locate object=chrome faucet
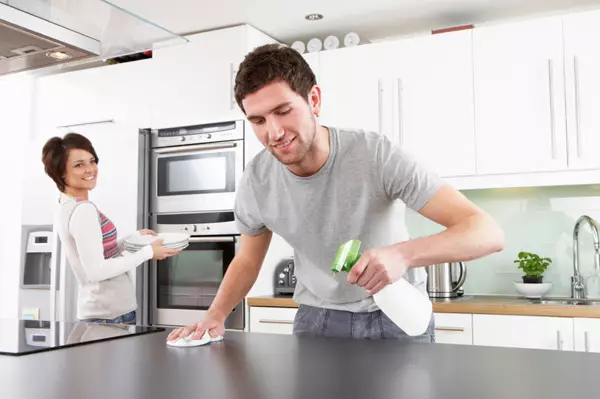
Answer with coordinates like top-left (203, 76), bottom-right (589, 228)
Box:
top-left (572, 215), bottom-right (600, 299)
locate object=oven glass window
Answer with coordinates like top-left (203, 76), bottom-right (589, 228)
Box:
top-left (157, 152), bottom-right (235, 196)
top-left (157, 242), bottom-right (234, 311)
top-left (168, 157), bottom-right (227, 192)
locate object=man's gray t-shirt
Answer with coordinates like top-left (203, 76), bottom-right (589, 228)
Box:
top-left (234, 127), bottom-right (444, 312)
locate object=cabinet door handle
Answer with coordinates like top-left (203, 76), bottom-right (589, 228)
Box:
top-left (57, 119), bottom-right (114, 129)
top-left (584, 331), bottom-right (590, 352)
top-left (396, 77), bottom-right (404, 147)
top-left (556, 330), bottom-right (563, 350)
top-left (434, 326), bottom-right (465, 332)
top-left (230, 63), bottom-right (238, 110)
top-left (259, 319), bottom-right (294, 325)
top-left (378, 78), bottom-right (384, 136)
top-left (573, 56), bottom-right (582, 159)
top-left (547, 59), bottom-right (557, 159)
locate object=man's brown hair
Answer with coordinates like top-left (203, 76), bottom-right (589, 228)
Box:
top-left (234, 44), bottom-right (317, 113)
top-left (41, 132), bottom-right (99, 192)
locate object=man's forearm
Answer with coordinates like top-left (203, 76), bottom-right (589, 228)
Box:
top-left (207, 257), bottom-right (261, 321)
top-left (395, 212), bottom-right (505, 268)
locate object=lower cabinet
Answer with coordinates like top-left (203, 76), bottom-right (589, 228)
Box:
top-left (574, 317), bottom-right (600, 353)
top-left (472, 314), bottom-right (574, 351)
top-left (249, 307), bottom-right (297, 335)
top-left (433, 313), bottom-right (473, 345)
top-left (248, 306), bottom-right (600, 352)
top-left (248, 307), bottom-right (473, 344)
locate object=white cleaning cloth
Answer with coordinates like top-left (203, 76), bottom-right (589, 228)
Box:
top-left (167, 330), bottom-right (224, 347)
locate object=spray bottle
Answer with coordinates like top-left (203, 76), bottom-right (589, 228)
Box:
top-left (332, 239), bottom-right (432, 336)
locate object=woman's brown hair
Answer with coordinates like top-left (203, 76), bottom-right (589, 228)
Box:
top-left (41, 132), bottom-right (99, 192)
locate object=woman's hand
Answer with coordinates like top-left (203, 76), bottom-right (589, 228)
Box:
top-left (139, 229), bottom-right (157, 236)
top-left (151, 239), bottom-right (180, 260)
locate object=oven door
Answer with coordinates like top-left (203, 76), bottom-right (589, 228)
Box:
top-left (151, 236), bottom-right (243, 329)
top-left (151, 140), bottom-right (244, 214)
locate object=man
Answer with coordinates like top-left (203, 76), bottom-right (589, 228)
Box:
top-left (168, 43), bottom-right (504, 342)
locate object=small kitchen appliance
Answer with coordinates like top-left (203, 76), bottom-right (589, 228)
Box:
top-left (273, 258), bottom-right (296, 296)
top-left (425, 262), bottom-right (467, 298)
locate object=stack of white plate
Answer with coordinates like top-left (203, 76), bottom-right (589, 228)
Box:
top-left (124, 232), bottom-right (189, 253)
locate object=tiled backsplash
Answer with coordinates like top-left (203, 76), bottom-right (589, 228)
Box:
top-left (406, 185), bottom-right (600, 297)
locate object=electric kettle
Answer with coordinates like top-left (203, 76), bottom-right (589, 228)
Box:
top-left (425, 262), bottom-right (467, 298)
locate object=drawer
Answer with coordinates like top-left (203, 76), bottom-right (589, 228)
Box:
top-left (433, 313), bottom-right (473, 345)
top-left (249, 307), bottom-right (298, 335)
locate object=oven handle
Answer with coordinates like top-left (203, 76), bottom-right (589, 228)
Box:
top-left (153, 142), bottom-right (237, 155)
top-left (188, 236), bottom-right (235, 243)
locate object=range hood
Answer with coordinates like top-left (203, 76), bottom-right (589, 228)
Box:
top-left (0, 0), bottom-right (187, 76)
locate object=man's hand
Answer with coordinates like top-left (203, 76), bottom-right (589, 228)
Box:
top-left (346, 245), bottom-right (409, 295)
top-left (167, 312), bottom-right (225, 341)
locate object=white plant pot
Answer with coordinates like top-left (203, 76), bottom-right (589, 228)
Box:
top-left (514, 282), bottom-right (552, 298)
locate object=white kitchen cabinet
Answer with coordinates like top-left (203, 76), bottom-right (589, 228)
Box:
top-left (150, 25), bottom-right (276, 129)
top-left (249, 308), bottom-right (475, 343)
top-left (473, 314), bottom-right (574, 351)
top-left (319, 29), bottom-right (476, 178)
top-left (473, 16), bottom-right (568, 174)
top-left (574, 318), bottom-right (600, 353)
top-left (563, 10), bottom-right (600, 170)
top-left (249, 307), bottom-right (297, 335)
top-left (382, 30), bottom-right (476, 177)
top-left (318, 43), bottom-right (387, 136)
top-left (303, 53), bottom-right (320, 83)
top-left (33, 59), bottom-right (153, 133)
top-left (433, 313), bottom-right (473, 345)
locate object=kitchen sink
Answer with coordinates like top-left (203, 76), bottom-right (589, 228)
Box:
top-left (528, 299), bottom-right (600, 306)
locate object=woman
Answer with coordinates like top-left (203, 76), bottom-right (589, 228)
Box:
top-left (42, 132), bottom-right (179, 324)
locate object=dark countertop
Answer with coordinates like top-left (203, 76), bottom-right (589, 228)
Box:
top-left (0, 319), bottom-right (164, 356)
top-left (1, 329), bottom-right (599, 399)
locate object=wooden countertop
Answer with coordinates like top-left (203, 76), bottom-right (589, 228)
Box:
top-left (246, 295), bottom-right (600, 318)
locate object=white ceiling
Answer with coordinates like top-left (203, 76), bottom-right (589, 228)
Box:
top-left (113, 0), bottom-right (600, 44)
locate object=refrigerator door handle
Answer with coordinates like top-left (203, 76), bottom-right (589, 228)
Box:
top-left (49, 230), bottom-right (60, 322)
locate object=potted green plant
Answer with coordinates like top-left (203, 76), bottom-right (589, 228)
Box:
top-left (514, 251), bottom-right (552, 283)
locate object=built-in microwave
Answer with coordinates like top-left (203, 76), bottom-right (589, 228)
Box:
top-left (150, 120), bottom-right (245, 214)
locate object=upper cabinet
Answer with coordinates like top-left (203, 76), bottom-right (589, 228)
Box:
top-left (563, 10), bottom-right (600, 170)
top-left (150, 25), bottom-right (277, 129)
top-left (303, 53), bottom-right (320, 83)
top-left (33, 59), bottom-right (153, 133)
top-left (318, 43), bottom-right (386, 135)
top-left (317, 30), bottom-right (476, 178)
top-left (382, 29), bottom-right (476, 177)
top-left (473, 17), bottom-right (567, 175)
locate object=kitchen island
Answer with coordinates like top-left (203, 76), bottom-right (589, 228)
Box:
top-left (0, 329), bottom-right (598, 399)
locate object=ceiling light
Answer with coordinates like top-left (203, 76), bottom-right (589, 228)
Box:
top-left (305, 13), bottom-right (323, 21)
top-left (46, 51), bottom-right (72, 60)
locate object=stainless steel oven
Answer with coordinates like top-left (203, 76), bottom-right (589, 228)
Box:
top-left (150, 120), bottom-right (245, 214)
top-left (149, 211), bottom-right (244, 329)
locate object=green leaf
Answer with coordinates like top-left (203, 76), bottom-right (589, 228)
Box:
top-left (514, 251), bottom-right (551, 277)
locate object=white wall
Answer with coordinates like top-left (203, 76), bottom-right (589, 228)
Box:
top-left (0, 75), bottom-right (35, 319)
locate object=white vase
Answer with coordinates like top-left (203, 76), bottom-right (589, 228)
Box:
top-left (513, 282), bottom-right (552, 298)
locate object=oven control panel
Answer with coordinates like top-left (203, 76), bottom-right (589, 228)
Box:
top-left (152, 120), bottom-right (244, 148)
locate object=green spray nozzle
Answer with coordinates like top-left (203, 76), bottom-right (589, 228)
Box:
top-left (331, 239), bottom-right (361, 273)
